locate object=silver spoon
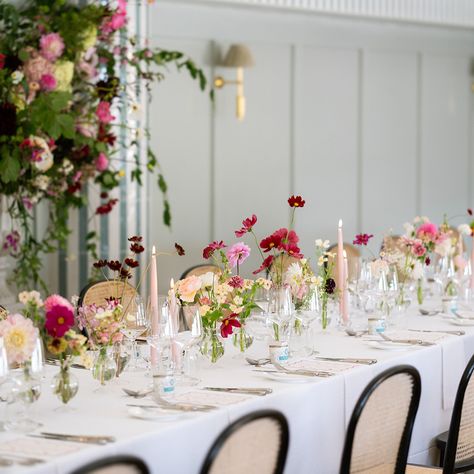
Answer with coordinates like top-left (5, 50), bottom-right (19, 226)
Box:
top-left (419, 308), bottom-right (441, 316)
top-left (122, 388), bottom-right (152, 398)
top-left (245, 357), bottom-right (271, 367)
top-left (345, 328), bottom-right (367, 337)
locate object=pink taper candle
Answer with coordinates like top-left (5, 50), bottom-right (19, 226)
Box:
top-left (150, 245), bottom-right (159, 366)
top-left (337, 219), bottom-right (347, 320)
top-left (342, 250), bottom-right (349, 323)
top-left (470, 236), bottom-right (474, 290)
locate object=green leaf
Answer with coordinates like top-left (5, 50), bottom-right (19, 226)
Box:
top-left (163, 200), bottom-right (171, 227)
top-left (0, 150), bottom-right (20, 183)
top-left (57, 114), bottom-right (75, 138)
top-left (50, 92), bottom-right (71, 111)
top-left (158, 173), bottom-right (167, 193)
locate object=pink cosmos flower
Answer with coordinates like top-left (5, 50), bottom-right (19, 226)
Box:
top-left (44, 294), bottom-right (74, 313)
top-left (40, 73), bottom-right (57, 91)
top-left (235, 214), bottom-right (257, 238)
top-left (40, 33), bottom-right (65, 61)
top-left (95, 152), bottom-right (109, 171)
top-left (353, 233), bottom-right (374, 246)
top-left (416, 222), bottom-right (438, 240)
top-left (226, 242), bottom-right (251, 268)
top-left (96, 101), bottom-right (115, 124)
top-left (253, 255), bottom-right (274, 275)
top-left (45, 303), bottom-right (75, 337)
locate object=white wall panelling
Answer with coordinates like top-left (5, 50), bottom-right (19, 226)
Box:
top-left (143, 2), bottom-right (474, 286)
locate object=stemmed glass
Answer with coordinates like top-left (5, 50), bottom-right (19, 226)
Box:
top-left (291, 290), bottom-right (320, 356)
top-left (175, 307), bottom-right (203, 386)
top-left (246, 287), bottom-right (273, 342)
top-left (121, 294), bottom-right (150, 370)
top-left (267, 286), bottom-right (294, 343)
top-left (5, 335), bottom-right (44, 432)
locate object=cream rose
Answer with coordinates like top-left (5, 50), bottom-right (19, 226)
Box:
top-left (177, 275), bottom-right (202, 303)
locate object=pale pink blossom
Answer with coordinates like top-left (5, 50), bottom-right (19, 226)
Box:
top-left (44, 294), bottom-right (73, 313)
top-left (40, 33), bottom-right (65, 61)
top-left (412, 241), bottom-right (426, 257)
top-left (416, 222), bottom-right (438, 240)
top-left (226, 242), bottom-right (251, 268)
top-left (96, 101), bottom-right (115, 124)
top-left (24, 53), bottom-right (52, 83)
top-left (95, 152), bottom-right (109, 171)
top-left (177, 275), bottom-right (202, 303)
top-left (40, 73), bottom-right (57, 91)
top-left (0, 314), bottom-right (38, 364)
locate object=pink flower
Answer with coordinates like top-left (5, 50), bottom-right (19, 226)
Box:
top-left (40, 33), bottom-right (65, 61)
top-left (228, 276), bottom-right (244, 289)
top-left (40, 73), bottom-right (57, 91)
top-left (95, 152), bottom-right (109, 171)
top-left (203, 240), bottom-right (226, 259)
top-left (235, 214), bottom-right (257, 238)
top-left (3, 231), bottom-right (20, 252)
top-left (226, 242), bottom-right (251, 268)
top-left (412, 241), bottom-right (426, 257)
top-left (353, 233), bottom-right (374, 246)
top-left (176, 275), bottom-right (202, 303)
top-left (220, 313), bottom-right (241, 338)
top-left (253, 255), bottom-right (274, 275)
top-left (76, 122), bottom-right (97, 138)
top-left (24, 53), bottom-right (52, 83)
top-left (44, 294), bottom-right (74, 313)
top-left (45, 303), bottom-right (74, 337)
top-left (416, 222), bottom-right (438, 240)
top-left (0, 314), bottom-right (38, 364)
top-left (0, 53), bottom-right (5, 70)
top-left (96, 101), bottom-right (115, 124)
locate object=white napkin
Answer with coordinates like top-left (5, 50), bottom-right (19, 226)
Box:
top-left (174, 390), bottom-right (251, 407)
top-left (0, 437), bottom-right (85, 460)
top-left (386, 329), bottom-right (449, 344)
top-left (287, 359), bottom-right (360, 374)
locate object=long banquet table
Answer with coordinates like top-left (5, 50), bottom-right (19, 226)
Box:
top-left (2, 310), bottom-right (474, 474)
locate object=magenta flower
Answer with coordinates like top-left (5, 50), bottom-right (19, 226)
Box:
top-left (416, 222), bottom-right (438, 240)
top-left (412, 241), bottom-right (426, 257)
top-left (228, 276), bottom-right (244, 289)
top-left (353, 233), bottom-right (374, 246)
top-left (40, 33), bottom-right (65, 61)
top-left (235, 214), bottom-right (257, 237)
top-left (203, 241), bottom-right (226, 259)
top-left (45, 303), bottom-right (75, 337)
top-left (2, 231), bottom-right (20, 252)
top-left (96, 101), bottom-right (115, 124)
top-left (40, 73), bottom-right (57, 91)
top-left (220, 313), bottom-right (241, 338)
top-left (95, 152), bottom-right (109, 171)
top-left (44, 294), bottom-right (74, 313)
top-left (226, 242), bottom-right (251, 268)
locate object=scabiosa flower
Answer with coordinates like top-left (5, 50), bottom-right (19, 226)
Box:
top-left (96, 101), bottom-right (115, 123)
top-left (226, 242), bottom-right (251, 268)
top-left (220, 313), bottom-right (241, 338)
top-left (203, 241), bottom-right (226, 259)
top-left (235, 214), bottom-right (257, 238)
top-left (45, 303), bottom-right (75, 337)
top-left (175, 243), bottom-right (185, 256)
top-left (288, 195), bottom-right (305, 208)
top-left (353, 233), bottom-right (374, 246)
top-left (468, 209), bottom-right (473, 216)
top-left (40, 33), bottom-right (65, 61)
top-left (253, 255), bottom-right (274, 275)
top-left (228, 275), bottom-right (244, 289)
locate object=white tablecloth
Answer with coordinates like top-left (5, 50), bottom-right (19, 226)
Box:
top-left (1, 311), bottom-right (474, 474)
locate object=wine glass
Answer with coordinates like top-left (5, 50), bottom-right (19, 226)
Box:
top-left (268, 286), bottom-right (294, 343)
top-left (291, 290), bottom-right (320, 357)
top-left (121, 294), bottom-right (150, 370)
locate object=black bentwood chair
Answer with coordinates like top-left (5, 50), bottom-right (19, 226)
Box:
top-left (407, 354), bottom-right (474, 473)
top-left (70, 455), bottom-right (150, 474)
top-left (199, 409), bottom-right (289, 474)
top-left (340, 365), bottom-right (421, 474)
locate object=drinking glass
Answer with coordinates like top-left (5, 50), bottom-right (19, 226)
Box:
top-left (291, 290), bottom-right (320, 357)
top-left (267, 286), bottom-right (293, 343)
top-left (121, 294), bottom-right (150, 370)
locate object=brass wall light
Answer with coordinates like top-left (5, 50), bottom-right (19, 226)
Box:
top-left (214, 44), bottom-right (254, 121)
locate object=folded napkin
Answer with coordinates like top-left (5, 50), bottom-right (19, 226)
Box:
top-left (0, 437), bottom-right (85, 460)
top-left (174, 390), bottom-right (251, 407)
top-left (385, 329), bottom-right (449, 344)
top-left (287, 359), bottom-right (360, 374)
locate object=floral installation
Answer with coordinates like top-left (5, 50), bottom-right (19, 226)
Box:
top-left (314, 239), bottom-right (336, 329)
top-left (174, 243), bottom-right (271, 362)
top-left (0, 0), bottom-right (208, 290)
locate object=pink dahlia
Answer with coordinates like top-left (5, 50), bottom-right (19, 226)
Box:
top-left (44, 294), bottom-right (73, 313)
top-left (226, 242), bottom-right (251, 268)
top-left (40, 33), bottom-right (65, 62)
top-left (416, 222), bottom-right (438, 240)
top-left (96, 101), bottom-right (115, 124)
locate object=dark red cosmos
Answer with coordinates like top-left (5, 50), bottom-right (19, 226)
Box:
top-left (130, 243), bottom-right (145, 254)
top-left (260, 228), bottom-right (287, 252)
top-left (235, 214), bottom-right (257, 238)
top-left (468, 209), bottom-right (473, 216)
top-left (174, 243), bottom-right (185, 256)
top-left (124, 258), bottom-right (139, 268)
top-left (282, 242), bottom-right (303, 259)
top-left (67, 182), bottom-right (82, 194)
top-left (203, 241), bottom-right (226, 259)
top-left (353, 234), bottom-right (374, 246)
top-left (100, 191), bottom-right (109, 199)
top-left (96, 198), bottom-right (118, 215)
top-left (107, 260), bottom-right (121, 271)
top-left (220, 313), bottom-right (241, 338)
top-left (253, 255), bottom-right (274, 275)
top-left (288, 195), bottom-right (305, 208)
top-left (120, 268), bottom-right (131, 279)
top-left (93, 259), bottom-right (108, 269)
top-left (425, 257), bottom-right (431, 266)
top-left (128, 236), bottom-right (143, 243)
top-left (228, 276), bottom-right (244, 289)
top-left (0, 54), bottom-right (5, 70)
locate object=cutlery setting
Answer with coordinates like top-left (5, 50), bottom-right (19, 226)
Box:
top-left (28, 432), bottom-right (115, 445)
top-left (313, 356), bottom-right (377, 365)
top-left (379, 333), bottom-right (435, 346)
top-left (202, 387), bottom-right (272, 396)
top-left (127, 401), bottom-right (215, 412)
top-left (407, 328), bottom-right (465, 336)
top-left (0, 454), bottom-right (44, 466)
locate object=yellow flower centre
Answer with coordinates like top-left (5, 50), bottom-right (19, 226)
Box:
top-left (225, 320), bottom-right (229, 326)
top-left (269, 243), bottom-right (274, 248)
top-left (7, 329), bottom-right (25, 349)
top-left (294, 203), bottom-right (299, 206)
top-left (57, 317), bottom-right (65, 325)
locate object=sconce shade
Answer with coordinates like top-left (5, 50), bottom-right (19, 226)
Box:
top-left (223, 44), bottom-right (255, 68)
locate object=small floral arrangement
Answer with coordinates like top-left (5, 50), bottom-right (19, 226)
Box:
top-left (284, 259), bottom-right (319, 310)
top-left (174, 243), bottom-right (271, 362)
top-left (0, 312), bottom-right (38, 365)
top-left (314, 239), bottom-right (336, 329)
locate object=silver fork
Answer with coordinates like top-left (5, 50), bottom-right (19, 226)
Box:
top-left (270, 359), bottom-right (334, 377)
top-left (408, 329), bottom-right (465, 336)
top-left (379, 333), bottom-right (434, 346)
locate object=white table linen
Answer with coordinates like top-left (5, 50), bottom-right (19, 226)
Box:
top-left (1, 311), bottom-right (474, 474)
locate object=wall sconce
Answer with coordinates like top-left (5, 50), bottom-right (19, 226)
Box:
top-left (214, 44), bottom-right (254, 121)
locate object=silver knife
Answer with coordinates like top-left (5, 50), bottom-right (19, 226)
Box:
top-left (408, 329), bottom-right (465, 336)
top-left (127, 403), bottom-right (215, 412)
top-left (253, 368), bottom-right (333, 377)
top-left (202, 387), bottom-right (272, 396)
top-left (28, 434), bottom-right (113, 445)
top-left (313, 356), bottom-right (377, 365)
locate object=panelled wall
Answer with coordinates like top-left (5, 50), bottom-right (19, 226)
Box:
top-left (145, 0), bottom-right (474, 287)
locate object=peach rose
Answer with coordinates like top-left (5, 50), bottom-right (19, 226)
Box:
top-left (177, 275), bottom-right (202, 303)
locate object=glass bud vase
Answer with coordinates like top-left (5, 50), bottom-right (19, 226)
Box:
top-left (233, 322), bottom-right (253, 353)
top-left (200, 326), bottom-right (224, 363)
top-left (268, 285), bottom-right (293, 342)
top-left (92, 346), bottom-right (116, 386)
top-left (52, 357), bottom-right (78, 406)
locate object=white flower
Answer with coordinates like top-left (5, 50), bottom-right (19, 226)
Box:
top-left (403, 222), bottom-right (414, 235)
top-left (256, 278), bottom-right (272, 290)
top-left (199, 272), bottom-right (217, 288)
top-left (229, 304), bottom-right (243, 314)
top-left (18, 290), bottom-right (43, 307)
top-left (435, 239), bottom-right (454, 257)
top-left (285, 262), bottom-right (303, 285)
top-left (315, 239), bottom-right (330, 249)
top-left (458, 224), bottom-right (472, 236)
top-left (317, 255), bottom-right (327, 267)
top-left (11, 71), bottom-right (24, 84)
top-left (233, 296), bottom-right (243, 306)
top-left (413, 216), bottom-right (421, 224)
top-left (369, 258), bottom-right (389, 278)
top-left (33, 175), bottom-right (50, 191)
top-left (198, 305), bottom-right (210, 316)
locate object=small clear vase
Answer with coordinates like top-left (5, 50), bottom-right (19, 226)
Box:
top-left (233, 322), bottom-right (254, 353)
top-left (268, 285), bottom-right (293, 342)
top-left (417, 278), bottom-right (424, 305)
top-left (92, 346), bottom-right (116, 388)
top-left (51, 357), bottom-right (79, 408)
top-left (200, 326), bottom-right (224, 363)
